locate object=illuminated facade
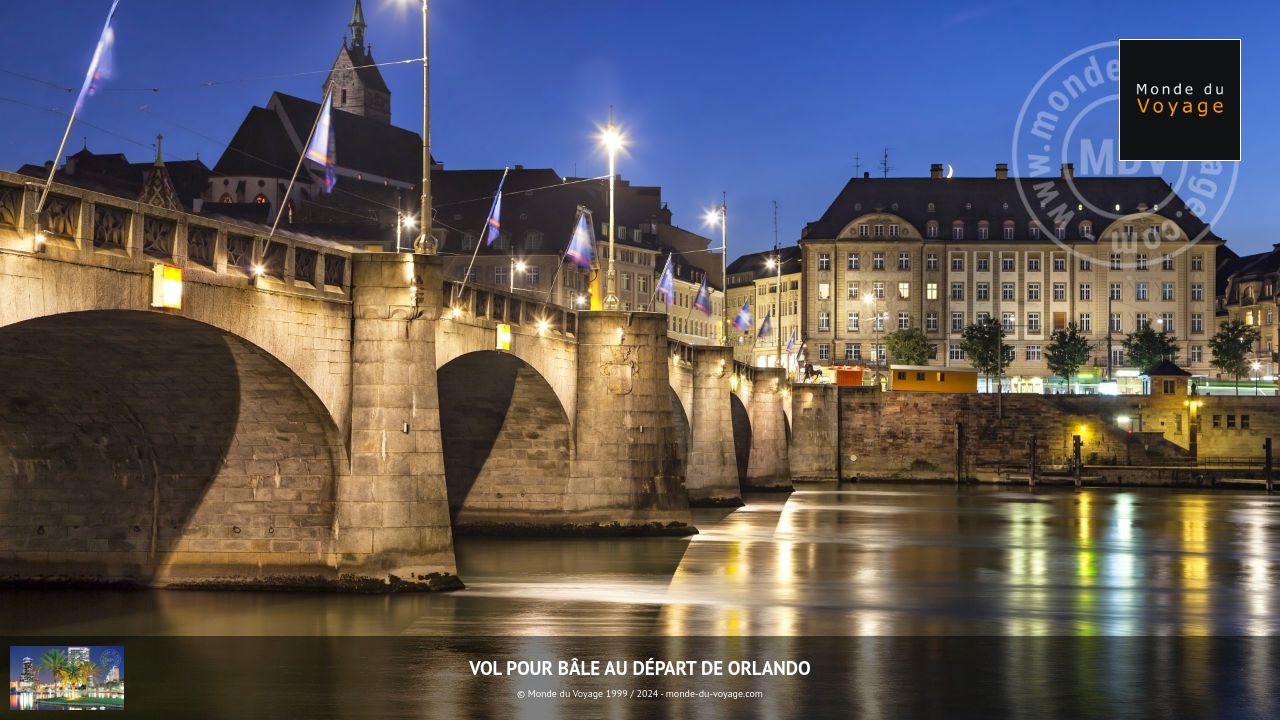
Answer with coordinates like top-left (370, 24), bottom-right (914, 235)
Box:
top-left (798, 163), bottom-right (1224, 391)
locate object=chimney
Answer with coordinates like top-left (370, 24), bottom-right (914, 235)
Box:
top-left (1061, 162), bottom-right (1074, 179)
top-left (930, 163), bottom-right (944, 179)
top-left (863, 171), bottom-right (870, 179)
top-left (995, 163), bottom-right (1008, 180)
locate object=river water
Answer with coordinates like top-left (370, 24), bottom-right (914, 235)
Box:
top-left (4, 484), bottom-right (1280, 718)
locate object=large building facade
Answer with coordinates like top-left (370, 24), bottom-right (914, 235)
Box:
top-left (798, 163), bottom-right (1224, 390)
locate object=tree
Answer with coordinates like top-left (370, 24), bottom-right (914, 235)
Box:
top-left (1122, 324), bottom-right (1179, 373)
top-left (960, 318), bottom-right (1012, 383)
top-left (1045, 322), bottom-right (1093, 392)
top-left (37, 649), bottom-right (69, 690)
top-left (884, 327), bottom-right (931, 366)
top-left (1209, 318), bottom-right (1261, 395)
top-left (72, 660), bottom-right (101, 691)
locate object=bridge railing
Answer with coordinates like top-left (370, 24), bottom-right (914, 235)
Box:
top-left (443, 279), bottom-right (577, 336)
top-left (0, 171), bottom-right (354, 300)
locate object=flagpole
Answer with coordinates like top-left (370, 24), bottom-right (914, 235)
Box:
top-left (269, 87), bottom-right (333, 240)
top-left (456, 167), bottom-right (508, 305)
top-left (36, 0), bottom-right (120, 219)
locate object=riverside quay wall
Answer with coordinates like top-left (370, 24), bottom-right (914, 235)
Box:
top-left (790, 386), bottom-right (1279, 482)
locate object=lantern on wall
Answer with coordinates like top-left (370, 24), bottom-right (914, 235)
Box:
top-left (151, 264), bottom-right (183, 309)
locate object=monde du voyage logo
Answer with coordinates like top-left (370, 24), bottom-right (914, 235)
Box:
top-left (1120, 39), bottom-right (1241, 162)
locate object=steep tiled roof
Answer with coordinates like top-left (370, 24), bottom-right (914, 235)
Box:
top-left (16, 147), bottom-right (210, 211)
top-left (212, 93), bottom-right (420, 183)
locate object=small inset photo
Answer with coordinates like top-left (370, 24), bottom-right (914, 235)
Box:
top-left (9, 646), bottom-right (124, 712)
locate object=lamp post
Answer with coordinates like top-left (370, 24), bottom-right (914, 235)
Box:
top-left (599, 112), bottom-right (625, 311)
top-left (418, 0), bottom-right (432, 252)
top-left (511, 259), bottom-right (525, 293)
top-left (863, 292), bottom-right (883, 386)
top-left (766, 256), bottom-right (783, 371)
top-left (705, 200), bottom-right (728, 344)
top-left (397, 212), bottom-right (417, 252)
top-left (1253, 360), bottom-right (1262, 396)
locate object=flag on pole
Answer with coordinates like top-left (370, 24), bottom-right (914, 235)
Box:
top-left (304, 93), bottom-right (336, 193)
top-left (483, 174), bottom-right (506, 245)
top-left (656, 256), bottom-right (674, 306)
top-left (566, 210), bottom-right (595, 269)
top-left (786, 329), bottom-right (796, 353)
top-left (74, 0), bottom-right (121, 113)
top-left (732, 301), bottom-right (752, 332)
top-left (757, 310), bottom-right (772, 339)
top-left (692, 276), bottom-right (712, 315)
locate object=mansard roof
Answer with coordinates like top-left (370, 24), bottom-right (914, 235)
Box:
top-left (802, 173), bottom-right (1220, 244)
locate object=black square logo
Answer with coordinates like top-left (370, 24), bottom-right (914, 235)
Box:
top-left (1119, 39), bottom-right (1240, 161)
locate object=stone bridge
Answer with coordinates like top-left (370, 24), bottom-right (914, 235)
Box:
top-left (0, 172), bottom-right (790, 591)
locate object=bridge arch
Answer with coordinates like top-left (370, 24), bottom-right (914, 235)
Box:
top-left (0, 252), bottom-right (352, 437)
top-left (436, 350), bottom-right (572, 530)
top-left (0, 310), bottom-right (346, 583)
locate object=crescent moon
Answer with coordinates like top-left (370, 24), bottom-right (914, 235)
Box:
top-left (945, 164), bottom-right (954, 179)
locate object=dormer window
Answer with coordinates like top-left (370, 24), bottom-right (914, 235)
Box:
top-left (977, 221), bottom-right (990, 240)
top-left (927, 202), bottom-right (936, 213)
top-left (926, 220), bottom-right (938, 238)
top-left (952, 221), bottom-right (965, 240)
top-left (1002, 220), bottom-right (1015, 240)
top-left (1079, 220), bottom-right (1093, 238)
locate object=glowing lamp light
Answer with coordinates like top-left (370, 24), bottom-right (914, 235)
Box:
top-left (33, 231), bottom-right (46, 248)
top-left (599, 124), bottom-right (626, 154)
top-left (730, 374), bottom-right (740, 392)
top-left (401, 214), bottom-right (418, 230)
top-left (496, 323), bottom-right (512, 351)
top-left (251, 264), bottom-right (266, 277)
top-left (1077, 424), bottom-right (1088, 437)
top-left (536, 318), bottom-right (550, 336)
top-left (515, 260), bottom-right (527, 273)
top-left (574, 294), bottom-right (587, 308)
top-left (766, 258), bottom-right (777, 270)
top-left (150, 264), bottom-right (183, 309)
top-left (1116, 415), bottom-right (1131, 425)
top-left (703, 208), bottom-right (722, 227)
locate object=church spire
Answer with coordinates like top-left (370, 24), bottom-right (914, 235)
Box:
top-left (349, 0), bottom-right (367, 49)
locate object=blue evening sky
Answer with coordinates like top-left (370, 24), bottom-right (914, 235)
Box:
top-left (1, 1), bottom-right (1276, 255)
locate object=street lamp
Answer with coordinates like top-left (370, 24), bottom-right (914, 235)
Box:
top-left (1252, 360), bottom-right (1262, 396)
top-left (511, 259), bottom-right (526, 293)
top-left (704, 200), bottom-right (728, 344)
top-left (766, 255), bottom-right (783, 371)
top-left (396, 212), bottom-right (417, 252)
top-left (598, 113), bottom-right (626, 310)
top-left (863, 292), bottom-right (883, 386)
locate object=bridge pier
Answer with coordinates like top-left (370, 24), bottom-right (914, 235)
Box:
top-left (683, 346), bottom-right (742, 506)
top-left (338, 254), bottom-right (460, 589)
top-left (745, 368), bottom-right (793, 492)
top-left (563, 312), bottom-right (695, 534)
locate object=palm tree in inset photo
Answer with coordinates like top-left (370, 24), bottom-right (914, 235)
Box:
top-left (36, 649), bottom-right (69, 693)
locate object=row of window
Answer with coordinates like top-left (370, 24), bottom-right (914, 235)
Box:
top-left (813, 342), bottom-right (1213, 367)
top-left (815, 309), bottom-right (1209, 336)
top-left (669, 316), bottom-right (715, 338)
top-left (855, 219), bottom-right (1171, 242)
top-left (817, 251), bottom-right (1206, 273)
top-left (817, 279), bottom-right (1206, 304)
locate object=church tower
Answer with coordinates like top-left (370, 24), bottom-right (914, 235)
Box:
top-left (323, 0), bottom-right (391, 123)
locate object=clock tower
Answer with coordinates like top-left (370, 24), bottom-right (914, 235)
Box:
top-left (323, 0), bottom-right (392, 124)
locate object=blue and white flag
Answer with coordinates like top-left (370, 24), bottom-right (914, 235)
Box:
top-left (304, 93), bottom-right (336, 193)
top-left (656, 256), bottom-right (674, 306)
top-left (757, 310), bottom-right (772, 339)
top-left (74, 0), bottom-right (121, 113)
top-left (786, 329), bottom-right (796, 352)
top-left (732, 301), bottom-right (752, 332)
top-left (484, 174), bottom-right (505, 245)
top-left (566, 210), bottom-right (595, 269)
top-left (692, 276), bottom-right (712, 315)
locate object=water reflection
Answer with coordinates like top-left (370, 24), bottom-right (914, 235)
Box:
top-left (3, 486), bottom-right (1280, 637)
